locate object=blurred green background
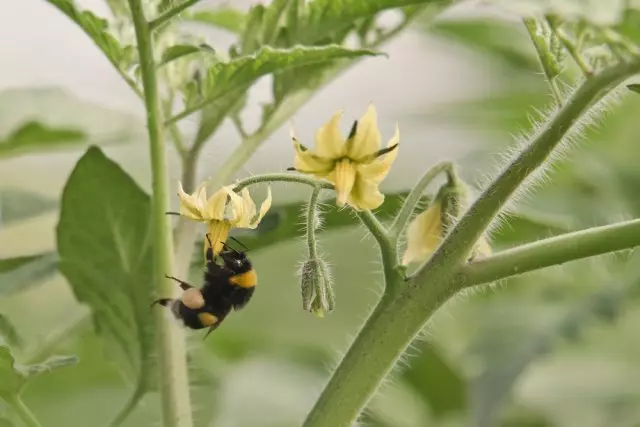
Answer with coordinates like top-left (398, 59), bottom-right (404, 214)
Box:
top-left (2, 1), bottom-right (640, 427)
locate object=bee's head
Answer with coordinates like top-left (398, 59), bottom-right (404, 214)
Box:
top-left (220, 238), bottom-right (252, 274)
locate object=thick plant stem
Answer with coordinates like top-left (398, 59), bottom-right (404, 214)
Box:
top-left (302, 59), bottom-right (640, 427)
top-left (460, 218), bottom-right (640, 286)
top-left (127, 1), bottom-right (193, 427)
top-left (6, 395), bottom-right (42, 427)
top-left (411, 58), bottom-right (640, 287)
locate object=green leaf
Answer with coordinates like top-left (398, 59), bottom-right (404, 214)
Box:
top-left (190, 45), bottom-right (382, 116)
top-left (484, 0), bottom-right (629, 26)
top-left (0, 121), bottom-right (85, 158)
top-left (0, 344), bottom-right (77, 397)
top-left (0, 315), bottom-right (21, 349)
top-left (0, 189), bottom-right (58, 227)
top-left (240, 4), bottom-right (266, 54)
top-left (184, 7), bottom-right (246, 33)
top-left (56, 146), bottom-right (154, 415)
top-left (0, 253), bottom-right (59, 298)
top-left (158, 43), bottom-right (216, 67)
top-left (260, 0), bottom-right (290, 45)
top-left (0, 418), bottom-right (13, 427)
top-left (627, 83), bottom-right (640, 94)
top-left (299, 0), bottom-right (445, 44)
top-left (44, 0), bottom-right (136, 85)
top-left (428, 17), bottom-right (539, 72)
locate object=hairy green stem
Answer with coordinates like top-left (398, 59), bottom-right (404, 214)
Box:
top-left (149, 0), bottom-right (203, 31)
top-left (460, 218), bottom-right (640, 286)
top-left (234, 173), bottom-right (333, 192)
top-left (303, 59), bottom-right (640, 427)
top-left (546, 15), bottom-right (593, 76)
top-left (5, 395), bottom-right (42, 427)
top-left (389, 160), bottom-right (453, 240)
top-left (306, 187), bottom-right (322, 259)
top-left (411, 58), bottom-right (640, 287)
top-left (127, 1), bottom-right (193, 427)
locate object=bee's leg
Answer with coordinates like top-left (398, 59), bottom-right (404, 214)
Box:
top-left (151, 298), bottom-right (173, 308)
top-left (203, 322), bottom-right (221, 340)
top-left (165, 274), bottom-right (194, 290)
top-left (205, 233), bottom-right (215, 264)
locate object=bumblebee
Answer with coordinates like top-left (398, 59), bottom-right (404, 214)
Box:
top-left (152, 234), bottom-right (256, 338)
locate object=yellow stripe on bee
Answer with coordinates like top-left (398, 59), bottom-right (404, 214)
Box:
top-left (198, 312), bottom-right (218, 327)
top-left (228, 269), bottom-right (257, 288)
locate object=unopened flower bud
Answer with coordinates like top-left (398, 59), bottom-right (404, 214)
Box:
top-left (402, 169), bottom-right (491, 265)
top-left (300, 258), bottom-right (335, 318)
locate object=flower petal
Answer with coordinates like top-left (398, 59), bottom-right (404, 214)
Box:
top-left (223, 186), bottom-right (245, 225)
top-left (293, 140), bottom-right (334, 174)
top-left (347, 175), bottom-right (385, 211)
top-left (177, 181), bottom-right (206, 220)
top-left (345, 104), bottom-right (381, 160)
top-left (332, 159), bottom-right (357, 207)
top-left (206, 220), bottom-right (230, 256)
top-left (233, 188), bottom-right (257, 228)
top-left (358, 124), bottom-right (399, 182)
top-left (204, 186), bottom-right (229, 220)
top-left (401, 203), bottom-right (443, 265)
top-left (315, 110), bottom-right (345, 159)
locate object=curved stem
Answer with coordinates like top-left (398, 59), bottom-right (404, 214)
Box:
top-left (233, 173), bottom-right (333, 192)
top-left (127, 1), bottom-right (193, 427)
top-left (5, 395), bottom-right (42, 427)
top-left (302, 59), bottom-right (640, 427)
top-left (306, 187), bottom-right (322, 259)
top-left (389, 160), bottom-right (453, 240)
top-left (410, 58), bottom-right (640, 287)
top-left (460, 218), bottom-right (640, 286)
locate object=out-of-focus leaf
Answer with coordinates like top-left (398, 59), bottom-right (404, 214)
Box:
top-left (401, 340), bottom-right (466, 418)
top-left (0, 418), bottom-right (13, 427)
top-left (0, 253), bottom-right (59, 297)
top-left (627, 83), bottom-right (640, 94)
top-left (188, 45), bottom-right (382, 113)
top-left (44, 0), bottom-right (136, 78)
top-left (194, 93), bottom-right (245, 147)
top-left (0, 344), bottom-right (77, 398)
top-left (470, 284), bottom-right (633, 427)
top-left (0, 315), bottom-right (21, 349)
top-left (56, 146), bottom-right (154, 420)
top-left (428, 18), bottom-right (539, 71)
top-left (484, 0), bottom-right (630, 26)
top-left (0, 121), bottom-right (85, 158)
top-left (184, 8), bottom-right (246, 33)
top-left (0, 190), bottom-right (58, 227)
top-left (158, 43), bottom-right (216, 67)
top-left (0, 88), bottom-right (144, 155)
top-left (299, 0), bottom-right (447, 44)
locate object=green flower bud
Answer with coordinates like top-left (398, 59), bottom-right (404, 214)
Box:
top-left (300, 258), bottom-right (335, 318)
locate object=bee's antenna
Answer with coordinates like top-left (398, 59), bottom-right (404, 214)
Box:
top-left (220, 241), bottom-right (240, 255)
top-left (165, 211), bottom-right (181, 216)
top-left (228, 236), bottom-right (249, 252)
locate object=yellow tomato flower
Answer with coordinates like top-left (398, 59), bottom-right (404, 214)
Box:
top-left (290, 104), bottom-right (399, 211)
top-left (402, 203), bottom-right (491, 266)
top-left (177, 181), bottom-right (272, 255)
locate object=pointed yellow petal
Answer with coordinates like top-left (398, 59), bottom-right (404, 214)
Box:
top-left (401, 203), bottom-right (443, 265)
top-left (315, 110), bottom-right (345, 159)
top-left (255, 186), bottom-right (272, 225)
top-left (204, 186), bottom-right (228, 220)
top-left (358, 125), bottom-right (399, 182)
top-left (293, 140), bottom-right (334, 174)
top-left (234, 188), bottom-right (256, 228)
top-left (347, 175), bottom-right (385, 211)
top-left (332, 159), bottom-right (357, 207)
top-left (177, 181), bottom-right (206, 220)
top-left (206, 220), bottom-right (231, 256)
top-left (346, 104), bottom-right (381, 160)
top-left (223, 186), bottom-right (245, 225)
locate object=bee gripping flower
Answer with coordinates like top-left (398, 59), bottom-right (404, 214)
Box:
top-left (300, 258), bottom-right (335, 318)
top-left (290, 104), bottom-right (399, 211)
top-left (176, 181), bottom-right (272, 255)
